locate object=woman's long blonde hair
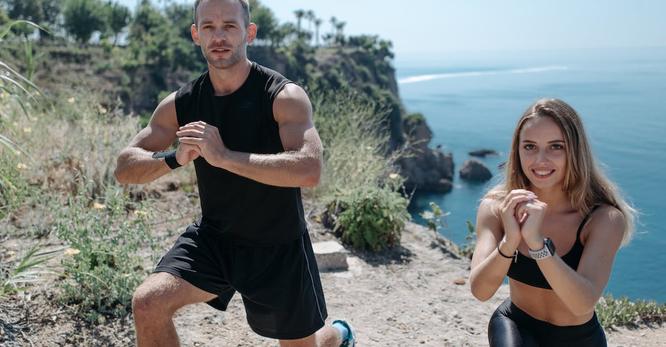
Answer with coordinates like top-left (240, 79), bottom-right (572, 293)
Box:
top-left (485, 98), bottom-right (636, 245)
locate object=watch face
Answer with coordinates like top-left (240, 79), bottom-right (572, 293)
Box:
top-left (545, 238), bottom-right (556, 255)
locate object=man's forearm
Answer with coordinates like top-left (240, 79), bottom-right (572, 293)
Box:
top-left (115, 147), bottom-right (172, 184)
top-left (212, 149), bottom-right (321, 188)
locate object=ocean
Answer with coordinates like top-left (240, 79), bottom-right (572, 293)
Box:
top-left (396, 47), bottom-right (666, 303)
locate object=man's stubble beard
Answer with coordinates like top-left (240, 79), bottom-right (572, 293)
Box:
top-left (203, 44), bottom-right (246, 70)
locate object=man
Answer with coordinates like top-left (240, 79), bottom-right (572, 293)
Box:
top-left (114, 1), bottom-right (355, 346)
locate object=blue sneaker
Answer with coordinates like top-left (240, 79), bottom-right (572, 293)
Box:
top-left (332, 319), bottom-right (355, 347)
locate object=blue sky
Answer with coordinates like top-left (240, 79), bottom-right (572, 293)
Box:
top-left (119, 0), bottom-right (666, 60)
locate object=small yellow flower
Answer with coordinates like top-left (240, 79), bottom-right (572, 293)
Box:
top-left (135, 210), bottom-right (148, 217)
top-left (389, 173), bottom-right (400, 180)
top-left (16, 163), bottom-right (28, 170)
top-left (93, 202), bottom-right (106, 209)
top-left (23, 127), bottom-right (32, 133)
top-left (67, 97), bottom-right (75, 104)
top-left (99, 106), bottom-right (107, 114)
top-left (64, 248), bottom-right (80, 256)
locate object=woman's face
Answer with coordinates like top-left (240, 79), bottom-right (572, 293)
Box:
top-left (518, 116), bottom-right (567, 191)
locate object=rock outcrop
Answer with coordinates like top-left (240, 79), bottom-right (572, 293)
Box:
top-left (469, 149), bottom-right (499, 158)
top-left (459, 159), bottom-right (492, 182)
top-left (399, 114), bottom-right (454, 193)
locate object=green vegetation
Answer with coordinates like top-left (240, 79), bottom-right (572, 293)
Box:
top-left (420, 201), bottom-right (450, 232)
top-left (1, 244), bottom-right (57, 297)
top-left (459, 221), bottom-right (477, 259)
top-left (420, 203), bottom-right (476, 259)
top-left (2, 18), bottom-right (157, 323)
top-left (597, 295), bottom-right (666, 329)
top-left (1, 84), bottom-right (157, 322)
top-left (330, 186), bottom-right (409, 251)
top-left (56, 187), bottom-right (155, 323)
top-left (63, 0), bottom-right (106, 44)
top-left (0, 19), bottom-right (43, 219)
top-left (311, 88), bottom-right (410, 251)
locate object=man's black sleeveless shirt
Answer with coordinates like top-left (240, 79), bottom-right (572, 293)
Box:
top-left (174, 62), bottom-right (307, 244)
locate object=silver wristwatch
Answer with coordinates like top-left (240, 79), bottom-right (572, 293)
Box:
top-left (528, 237), bottom-right (555, 260)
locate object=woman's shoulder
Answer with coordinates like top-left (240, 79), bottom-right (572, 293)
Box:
top-left (583, 204), bottom-right (625, 242)
top-left (591, 204), bottom-right (625, 225)
top-left (477, 197), bottom-right (502, 220)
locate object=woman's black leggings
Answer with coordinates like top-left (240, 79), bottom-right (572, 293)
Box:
top-left (488, 299), bottom-right (607, 347)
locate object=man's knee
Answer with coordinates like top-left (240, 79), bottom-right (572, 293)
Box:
top-left (132, 275), bottom-right (177, 320)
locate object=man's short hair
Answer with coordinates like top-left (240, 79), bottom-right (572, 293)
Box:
top-left (193, 0), bottom-right (250, 26)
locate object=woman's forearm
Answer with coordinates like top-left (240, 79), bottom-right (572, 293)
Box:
top-left (470, 240), bottom-right (517, 301)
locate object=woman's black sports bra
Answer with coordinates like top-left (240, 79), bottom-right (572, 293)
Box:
top-left (506, 205), bottom-right (601, 289)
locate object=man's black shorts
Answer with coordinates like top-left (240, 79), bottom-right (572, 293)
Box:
top-left (154, 222), bottom-right (328, 340)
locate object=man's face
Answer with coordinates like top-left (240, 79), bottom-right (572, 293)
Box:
top-left (191, 0), bottom-right (256, 69)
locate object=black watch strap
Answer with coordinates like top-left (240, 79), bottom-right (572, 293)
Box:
top-left (152, 150), bottom-right (181, 170)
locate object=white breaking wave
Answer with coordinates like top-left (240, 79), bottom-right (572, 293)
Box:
top-left (398, 66), bottom-right (569, 84)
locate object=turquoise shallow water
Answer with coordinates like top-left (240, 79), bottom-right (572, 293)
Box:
top-left (397, 47), bottom-right (666, 302)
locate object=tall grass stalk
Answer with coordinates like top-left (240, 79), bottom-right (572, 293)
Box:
top-left (309, 87), bottom-right (403, 200)
top-left (1, 244), bottom-right (59, 297)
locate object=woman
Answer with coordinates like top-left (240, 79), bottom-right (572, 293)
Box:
top-left (469, 98), bottom-right (635, 346)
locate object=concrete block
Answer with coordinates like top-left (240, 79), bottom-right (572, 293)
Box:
top-left (312, 241), bottom-right (348, 272)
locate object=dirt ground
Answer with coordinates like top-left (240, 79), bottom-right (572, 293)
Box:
top-left (1, 180), bottom-right (664, 346)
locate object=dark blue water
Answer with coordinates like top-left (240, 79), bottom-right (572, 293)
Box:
top-left (397, 47), bottom-right (666, 302)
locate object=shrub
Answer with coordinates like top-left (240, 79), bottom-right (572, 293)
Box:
top-left (596, 295), bottom-right (666, 329)
top-left (54, 186), bottom-right (156, 323)
top-left (328, 185), bottom-right (409, 251)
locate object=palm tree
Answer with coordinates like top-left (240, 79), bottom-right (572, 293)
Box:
top-left (294, 9), bottom-right (305, 33)
top-left (314, 17), bottom-right (322, 47)
top-left (305, 10), bottom-right (315, 32)
top-left (335, 21), bottom-right (346, 45)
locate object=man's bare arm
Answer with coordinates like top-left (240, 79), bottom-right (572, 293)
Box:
top-left (114, 92), bottom-right (198, 184)
top-left (176, 84), bottom-right (323, 187)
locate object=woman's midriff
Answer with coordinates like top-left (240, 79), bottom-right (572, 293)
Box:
top-left (509, 279), bottom-right (595, 326)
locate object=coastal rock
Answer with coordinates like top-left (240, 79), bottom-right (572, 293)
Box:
top-left (459, 159), bottom-right (492, 182)
top-left (469, 149), bottom-right (499, 158)
top-left (399, 113), bottom-right (454, 193)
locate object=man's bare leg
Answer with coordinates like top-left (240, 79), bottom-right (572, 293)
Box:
top-left (132, 272), bottom-right (217, 347)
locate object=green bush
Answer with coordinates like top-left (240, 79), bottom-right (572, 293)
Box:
top-left (328, 185), bottom-right (409, 251)
top-left (596, 295), bottom-right (666, 329)
top-left (54, 186), bottom-right (156, 323)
